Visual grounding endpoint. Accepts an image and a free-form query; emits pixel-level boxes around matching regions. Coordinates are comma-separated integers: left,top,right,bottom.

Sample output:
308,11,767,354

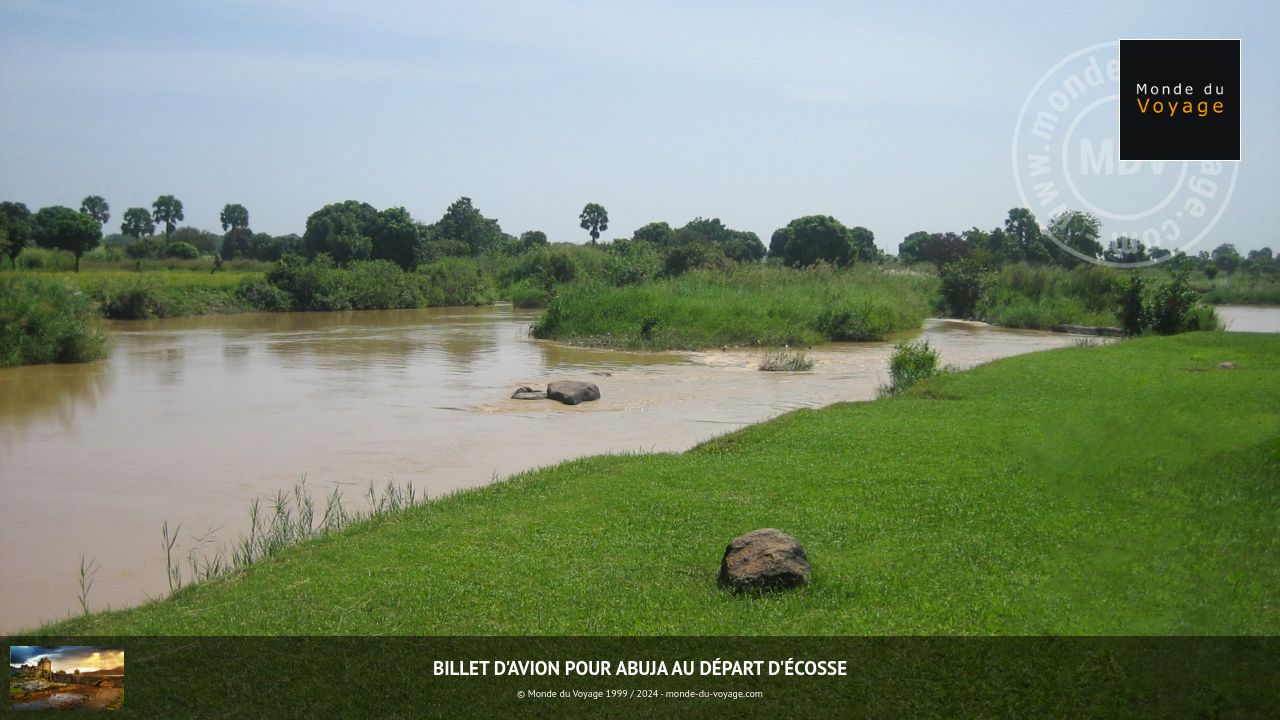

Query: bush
1148,264,1213,335
419,257,495,306
235,277,292,312
939,260,991,319
509,278,551,308
886,340,940,395
814,301,897,341
1119,272,1145,336
94,275,163,319
165,240,200,259
0,275,107,366
345,260,427,310
16,247,76,271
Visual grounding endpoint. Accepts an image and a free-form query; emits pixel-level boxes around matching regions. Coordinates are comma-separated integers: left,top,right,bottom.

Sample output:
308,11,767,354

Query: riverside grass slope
38,332,1279,636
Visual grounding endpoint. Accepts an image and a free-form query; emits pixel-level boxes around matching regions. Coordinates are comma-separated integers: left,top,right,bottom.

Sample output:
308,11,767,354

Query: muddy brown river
0,305,1179,632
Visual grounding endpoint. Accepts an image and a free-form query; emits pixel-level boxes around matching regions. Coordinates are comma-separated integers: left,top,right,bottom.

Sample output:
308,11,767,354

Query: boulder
511,386,547,400
718,528,810,592
546,380,601,405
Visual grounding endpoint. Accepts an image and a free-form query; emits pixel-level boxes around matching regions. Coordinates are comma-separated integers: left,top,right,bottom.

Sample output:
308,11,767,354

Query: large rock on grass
546,380,601,405
718,528,810,592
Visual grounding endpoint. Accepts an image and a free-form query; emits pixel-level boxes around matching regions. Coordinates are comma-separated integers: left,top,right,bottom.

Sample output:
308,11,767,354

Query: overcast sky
2,0,1276,252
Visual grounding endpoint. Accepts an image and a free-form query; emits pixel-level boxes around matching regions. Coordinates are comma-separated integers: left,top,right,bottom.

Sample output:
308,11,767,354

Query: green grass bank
39,331,1279,635
533,264,937,349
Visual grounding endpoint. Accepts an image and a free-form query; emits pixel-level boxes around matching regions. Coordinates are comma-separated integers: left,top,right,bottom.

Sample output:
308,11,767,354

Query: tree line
3,193,1273,278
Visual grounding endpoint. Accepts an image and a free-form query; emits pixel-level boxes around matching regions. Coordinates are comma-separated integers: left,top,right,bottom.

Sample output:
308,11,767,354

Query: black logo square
1120,39,1240,161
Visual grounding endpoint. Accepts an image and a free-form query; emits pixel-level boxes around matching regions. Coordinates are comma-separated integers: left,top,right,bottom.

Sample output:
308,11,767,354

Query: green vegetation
0,275,106,366
884,339,940,395
533,264,936,349
38,332,1279,635
758,349,813,372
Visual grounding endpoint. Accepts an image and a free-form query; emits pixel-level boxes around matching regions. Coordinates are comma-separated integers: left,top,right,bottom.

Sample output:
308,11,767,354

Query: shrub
94,276,163,319
1148,264,1204,335
939,260,991,319
345,260,426,310
886,340,940,395
0,275,107,366
1119,272,1145,336
814,301,897,341
419,257,495,306
235,277,292,312
509,278,551,308
165,240,200,259
16,247,76,271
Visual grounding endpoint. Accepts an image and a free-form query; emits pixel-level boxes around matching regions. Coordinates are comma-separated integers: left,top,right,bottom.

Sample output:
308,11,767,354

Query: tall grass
533,263,936,349
977,263,1123,329
162,478,426,594
0,275,107,366
759,349,814,371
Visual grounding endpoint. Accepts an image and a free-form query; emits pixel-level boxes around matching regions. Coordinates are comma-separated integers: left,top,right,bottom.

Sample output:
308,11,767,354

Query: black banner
6,636,1278,718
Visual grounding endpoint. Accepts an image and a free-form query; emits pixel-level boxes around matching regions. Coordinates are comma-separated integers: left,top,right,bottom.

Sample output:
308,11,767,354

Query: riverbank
35,331,1278,635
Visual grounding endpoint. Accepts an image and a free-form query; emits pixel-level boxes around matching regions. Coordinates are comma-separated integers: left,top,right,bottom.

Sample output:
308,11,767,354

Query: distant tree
632,221,675,248
663,227,729,276
579,203,609,245
0,201,33,269
79,196,110,227
1247,247,1273,264
518,230,548,253
1103,236,1148,263
433,197,504,256
849,226,878,263
370,206,424,270
152,195,184,240
898,230,969,267
172,226,222,255
1002,208,1050,264
304,200,378,264
681,217,765,262
121,207,155,239
1211,243,1242,275
220,203,252,260
1046,211,1103,265
770,215,859,267
34,205,101,272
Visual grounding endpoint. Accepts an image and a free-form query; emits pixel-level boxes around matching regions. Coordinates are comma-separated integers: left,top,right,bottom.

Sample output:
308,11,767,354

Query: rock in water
718,528,810,592
546,380,601,405
511,386,547,400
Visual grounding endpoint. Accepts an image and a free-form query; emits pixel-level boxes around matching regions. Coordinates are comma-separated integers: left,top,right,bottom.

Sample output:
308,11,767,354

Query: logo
1012,41,1238,268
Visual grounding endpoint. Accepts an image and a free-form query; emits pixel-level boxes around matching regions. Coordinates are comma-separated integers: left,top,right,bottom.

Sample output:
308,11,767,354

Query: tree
898,230,969,267
152,195,184,240
1211,243,1242,275
220,203,252,260
370,206,424,270
303,200,377,264
681,217,766,262
432,197,504,256
0,201,33,269
632,221,674,248
770,215,859,267
34,205,101,272
1002,208,1050,264
579,203,609,245
121,208,155,239
80,196,110,227
849,226,878,263
518,230,548,253
1046,211,1102,265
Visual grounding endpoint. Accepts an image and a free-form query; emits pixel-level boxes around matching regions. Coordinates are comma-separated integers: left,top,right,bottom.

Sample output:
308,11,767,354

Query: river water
3,304,1270,632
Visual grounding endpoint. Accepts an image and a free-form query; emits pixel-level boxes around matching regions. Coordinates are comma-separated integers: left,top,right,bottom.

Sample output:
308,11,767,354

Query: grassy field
533,264,937,349
38,331,1278,635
